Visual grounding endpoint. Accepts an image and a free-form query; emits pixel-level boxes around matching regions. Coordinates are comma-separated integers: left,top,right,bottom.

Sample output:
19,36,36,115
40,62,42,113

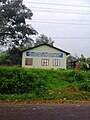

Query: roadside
0,99,90,104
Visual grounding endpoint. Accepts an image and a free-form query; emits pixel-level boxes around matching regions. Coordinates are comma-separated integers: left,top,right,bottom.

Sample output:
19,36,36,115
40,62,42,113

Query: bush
79,82,90,92
0,66,48,96
0,66,90,97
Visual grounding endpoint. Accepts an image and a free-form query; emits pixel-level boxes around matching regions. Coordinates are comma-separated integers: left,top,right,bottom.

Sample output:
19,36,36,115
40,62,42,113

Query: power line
31,9,90,15
24,1,90,8
31,36,90,39
32,19,90,21
71,47,90,52
51,37,90,39
31,7,90,13
30,20,90,25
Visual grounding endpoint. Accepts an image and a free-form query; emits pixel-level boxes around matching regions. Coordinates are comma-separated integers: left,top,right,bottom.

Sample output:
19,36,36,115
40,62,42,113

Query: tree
66,55,78,69
0,51,7,65
79,54,87,70
86,57,90,69
0,47,22,65
6,47,22,65
35,34,54,46
0,0,37,48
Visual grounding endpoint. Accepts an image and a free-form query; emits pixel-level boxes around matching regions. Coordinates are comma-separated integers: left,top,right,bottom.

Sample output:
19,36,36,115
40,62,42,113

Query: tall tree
0,0,37,48
35,34,54,46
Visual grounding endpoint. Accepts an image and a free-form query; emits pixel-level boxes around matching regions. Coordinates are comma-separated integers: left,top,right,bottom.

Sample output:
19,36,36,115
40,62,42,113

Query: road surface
0,103,90,120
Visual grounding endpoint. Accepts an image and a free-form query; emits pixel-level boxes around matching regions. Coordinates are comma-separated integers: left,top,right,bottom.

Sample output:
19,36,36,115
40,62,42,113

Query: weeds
0,66,90,101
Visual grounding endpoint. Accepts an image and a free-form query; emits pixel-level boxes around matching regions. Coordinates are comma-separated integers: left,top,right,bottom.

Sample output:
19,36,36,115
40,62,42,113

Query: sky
23,0,90,58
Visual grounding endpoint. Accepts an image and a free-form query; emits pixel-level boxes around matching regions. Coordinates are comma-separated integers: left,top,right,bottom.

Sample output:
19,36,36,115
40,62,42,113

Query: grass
0,92,90,103
0,66,90,102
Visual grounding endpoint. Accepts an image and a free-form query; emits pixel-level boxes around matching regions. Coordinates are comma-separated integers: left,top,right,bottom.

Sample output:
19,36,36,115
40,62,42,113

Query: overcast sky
23,0,90,58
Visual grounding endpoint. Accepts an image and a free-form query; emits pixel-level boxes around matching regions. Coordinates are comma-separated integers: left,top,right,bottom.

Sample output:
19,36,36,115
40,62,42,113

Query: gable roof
22,43,70,55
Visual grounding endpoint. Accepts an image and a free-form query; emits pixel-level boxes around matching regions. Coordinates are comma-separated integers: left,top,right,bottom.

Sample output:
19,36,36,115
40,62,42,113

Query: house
22,44,70,69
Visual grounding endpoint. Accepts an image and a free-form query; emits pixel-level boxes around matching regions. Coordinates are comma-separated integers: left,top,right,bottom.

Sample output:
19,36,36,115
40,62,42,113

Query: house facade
22,44,70,69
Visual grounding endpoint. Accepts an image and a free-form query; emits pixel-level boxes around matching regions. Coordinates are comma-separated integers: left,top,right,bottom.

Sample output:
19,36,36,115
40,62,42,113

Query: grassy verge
0,66,90,103
0,92,90,103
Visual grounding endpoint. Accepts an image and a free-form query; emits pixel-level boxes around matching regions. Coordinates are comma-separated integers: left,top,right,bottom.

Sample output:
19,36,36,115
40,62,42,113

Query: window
25,58,33,66
53,59,60,66
41,59,49,66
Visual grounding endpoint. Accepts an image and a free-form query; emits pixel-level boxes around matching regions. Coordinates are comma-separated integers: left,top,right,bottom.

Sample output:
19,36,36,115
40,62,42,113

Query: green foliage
79,80,90,92
0,0,37,48
66,55,77,69
35,34,54,46
0,66,90,100
0,51,7,65
58,70,87,83
6,47,22,65
0,67,48,96
79,54,87,70
67,54,90,70
0,47,22,65
86,58,90,69
0,92,90,101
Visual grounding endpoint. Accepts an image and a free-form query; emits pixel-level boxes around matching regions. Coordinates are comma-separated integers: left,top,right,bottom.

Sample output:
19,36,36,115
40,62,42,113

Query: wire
31,9,90,15
31,7,90,13
52,37,90,39
31,36,90,39
51,37,90,39
24,1,90,8
32,19,90,21
29,20,90,25
71,47,90,52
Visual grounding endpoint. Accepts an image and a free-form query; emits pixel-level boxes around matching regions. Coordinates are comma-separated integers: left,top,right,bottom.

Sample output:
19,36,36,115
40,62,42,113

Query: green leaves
0,0,37,48
0,67,48,95
0,66,90,97
35,34,54,46
0,47,22,65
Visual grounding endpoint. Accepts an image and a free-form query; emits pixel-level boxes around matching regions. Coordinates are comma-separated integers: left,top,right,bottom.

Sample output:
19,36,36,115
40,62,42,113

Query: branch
0,32,11,37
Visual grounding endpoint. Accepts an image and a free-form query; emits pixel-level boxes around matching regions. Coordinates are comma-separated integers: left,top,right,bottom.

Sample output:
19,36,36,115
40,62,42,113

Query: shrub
0,66,90,96
0,67,48,96
79,82,90,92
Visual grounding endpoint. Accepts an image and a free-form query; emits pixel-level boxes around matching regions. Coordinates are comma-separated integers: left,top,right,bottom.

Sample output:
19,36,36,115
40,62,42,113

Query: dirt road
0,103,90,120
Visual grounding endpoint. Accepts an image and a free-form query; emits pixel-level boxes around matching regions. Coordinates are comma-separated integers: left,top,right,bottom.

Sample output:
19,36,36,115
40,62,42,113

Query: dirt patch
0,100,90,104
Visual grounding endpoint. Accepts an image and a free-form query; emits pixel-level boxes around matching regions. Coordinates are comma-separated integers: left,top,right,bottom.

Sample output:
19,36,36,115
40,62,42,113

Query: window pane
53,59,60,66
25,58,33,65
41,59,49,66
